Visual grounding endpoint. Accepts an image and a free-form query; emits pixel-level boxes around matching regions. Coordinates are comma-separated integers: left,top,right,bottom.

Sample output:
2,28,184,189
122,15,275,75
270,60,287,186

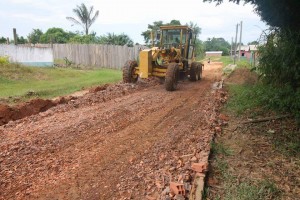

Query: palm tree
66,3,99,35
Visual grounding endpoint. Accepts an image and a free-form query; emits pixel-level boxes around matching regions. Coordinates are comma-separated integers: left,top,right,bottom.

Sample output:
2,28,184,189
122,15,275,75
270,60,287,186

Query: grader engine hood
138,47,181,78
139,49,152,78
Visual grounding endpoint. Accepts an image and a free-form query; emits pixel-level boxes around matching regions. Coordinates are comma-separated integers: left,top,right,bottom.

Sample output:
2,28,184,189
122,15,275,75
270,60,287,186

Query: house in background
205,51,223,57
239,45,258,60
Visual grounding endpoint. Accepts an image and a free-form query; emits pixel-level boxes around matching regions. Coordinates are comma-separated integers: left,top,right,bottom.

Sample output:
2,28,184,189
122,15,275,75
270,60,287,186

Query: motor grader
123,25,203,91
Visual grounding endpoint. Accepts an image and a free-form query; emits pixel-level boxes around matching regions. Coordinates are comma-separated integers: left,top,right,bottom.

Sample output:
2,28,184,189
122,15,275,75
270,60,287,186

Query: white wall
0,45,53,66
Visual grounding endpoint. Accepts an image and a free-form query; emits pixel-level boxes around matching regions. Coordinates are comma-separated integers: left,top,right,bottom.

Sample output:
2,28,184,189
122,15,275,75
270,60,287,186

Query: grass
211,141,234,156
0,63,122,102
208,140,282,200
208,56,251,69
223,180,281,200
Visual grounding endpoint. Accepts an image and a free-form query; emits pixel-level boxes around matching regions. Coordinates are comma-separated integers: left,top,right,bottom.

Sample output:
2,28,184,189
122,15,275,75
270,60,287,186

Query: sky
0,0,268,44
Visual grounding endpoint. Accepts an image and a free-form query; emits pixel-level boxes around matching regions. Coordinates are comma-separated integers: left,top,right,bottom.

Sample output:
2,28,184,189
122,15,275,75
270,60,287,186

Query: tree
68,34,99,44
17,36,27,44
40,28,73,43
204,37,231,56
99,33,134,47
248,41,259,45
66,3,99,35
141,21,164,45
187,21,201,36
168,20,181,26
0,37,6,44
27,29,43,44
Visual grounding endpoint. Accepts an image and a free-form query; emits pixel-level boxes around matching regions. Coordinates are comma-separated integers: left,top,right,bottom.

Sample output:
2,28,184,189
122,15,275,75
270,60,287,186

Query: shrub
0,56,9,64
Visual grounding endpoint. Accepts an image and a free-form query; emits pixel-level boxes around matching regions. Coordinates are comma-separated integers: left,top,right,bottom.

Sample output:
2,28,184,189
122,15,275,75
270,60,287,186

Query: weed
225,83,300,121
0,56,9,64
211,141,234,156
224,180,281,200
269,130,300,157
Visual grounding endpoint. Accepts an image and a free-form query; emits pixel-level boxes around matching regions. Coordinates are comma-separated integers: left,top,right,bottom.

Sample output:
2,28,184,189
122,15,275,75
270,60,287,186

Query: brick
170,182,185,196
191,162,208,173
219,113,229,121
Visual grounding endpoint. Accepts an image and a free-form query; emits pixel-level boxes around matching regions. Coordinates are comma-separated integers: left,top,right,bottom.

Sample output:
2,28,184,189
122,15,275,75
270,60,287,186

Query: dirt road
0,63,223,200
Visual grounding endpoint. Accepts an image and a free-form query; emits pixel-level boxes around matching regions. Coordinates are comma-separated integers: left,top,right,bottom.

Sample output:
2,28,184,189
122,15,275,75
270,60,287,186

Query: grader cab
123,25,203,91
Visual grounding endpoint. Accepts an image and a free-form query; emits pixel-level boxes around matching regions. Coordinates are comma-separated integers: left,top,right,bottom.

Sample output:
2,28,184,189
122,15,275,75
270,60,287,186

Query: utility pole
230,37,233,60
238,21,243,61
234,23,239,64
13,28,17,45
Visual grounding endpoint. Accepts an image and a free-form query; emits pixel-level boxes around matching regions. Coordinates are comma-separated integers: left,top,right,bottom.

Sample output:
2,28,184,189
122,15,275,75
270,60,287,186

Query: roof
160,25,190,31
240,45,249,51
205,51,223,54
249,45,258,51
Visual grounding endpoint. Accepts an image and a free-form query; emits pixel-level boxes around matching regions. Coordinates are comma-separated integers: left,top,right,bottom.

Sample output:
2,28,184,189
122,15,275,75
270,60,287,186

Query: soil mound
226,68,258,85
0,99,57,126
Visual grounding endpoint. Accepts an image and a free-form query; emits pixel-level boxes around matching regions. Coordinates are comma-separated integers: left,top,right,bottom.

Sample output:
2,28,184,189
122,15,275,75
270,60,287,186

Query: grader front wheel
165,63,179,91
123,60,138,83
189,62,197,81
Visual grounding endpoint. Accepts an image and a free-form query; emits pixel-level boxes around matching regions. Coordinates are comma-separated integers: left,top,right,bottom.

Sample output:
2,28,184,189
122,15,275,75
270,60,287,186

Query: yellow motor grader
123,25,203,91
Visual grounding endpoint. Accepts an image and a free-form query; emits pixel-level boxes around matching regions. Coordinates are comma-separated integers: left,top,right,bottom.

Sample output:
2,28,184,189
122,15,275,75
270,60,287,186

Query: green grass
0,63,122,102
208,56,251,69
211,141,234,156
223,180,281,200
225,82,300,156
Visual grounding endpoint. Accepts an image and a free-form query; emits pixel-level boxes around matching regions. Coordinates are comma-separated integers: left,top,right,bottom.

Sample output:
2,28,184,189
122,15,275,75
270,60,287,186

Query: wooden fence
52,44,143,69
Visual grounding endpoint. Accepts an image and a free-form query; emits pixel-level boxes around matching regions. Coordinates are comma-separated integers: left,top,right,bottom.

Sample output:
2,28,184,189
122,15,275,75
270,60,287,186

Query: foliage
66,3,99,35
17,36,27,44
0,36,7,44
40,28,73,43
258,28,300,90
141,21,164,45
248,41,259,45
204,37,231,55
99,33,134,47
169,20,181,26
226,83,300,121
68,34,99,44
186,21,201,36
27,29,43,44
0,56,9,64
195,39,205,59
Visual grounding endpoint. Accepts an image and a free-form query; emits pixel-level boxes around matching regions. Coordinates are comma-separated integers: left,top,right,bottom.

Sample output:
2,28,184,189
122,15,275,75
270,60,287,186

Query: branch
240,115,291,124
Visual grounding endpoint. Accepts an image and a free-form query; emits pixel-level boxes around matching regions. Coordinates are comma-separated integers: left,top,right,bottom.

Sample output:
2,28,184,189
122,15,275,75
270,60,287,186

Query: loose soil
0,63,223,200
226,68,258,85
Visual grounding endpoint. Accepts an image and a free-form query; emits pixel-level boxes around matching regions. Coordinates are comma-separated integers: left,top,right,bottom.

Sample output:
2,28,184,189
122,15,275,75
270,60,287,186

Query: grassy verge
0,63,122,102
205,63,300,199
206,141,282,200
207,56,251,69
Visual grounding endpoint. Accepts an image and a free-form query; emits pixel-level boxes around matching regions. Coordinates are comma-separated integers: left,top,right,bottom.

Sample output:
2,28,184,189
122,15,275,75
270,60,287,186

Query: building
205,51,223,57
238,45,258,60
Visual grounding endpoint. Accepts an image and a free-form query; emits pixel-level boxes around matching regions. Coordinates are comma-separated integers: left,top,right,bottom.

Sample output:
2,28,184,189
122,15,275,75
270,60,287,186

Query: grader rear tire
123,60,138,83
198,64,203,80
165,63,179,91
189,62,197,81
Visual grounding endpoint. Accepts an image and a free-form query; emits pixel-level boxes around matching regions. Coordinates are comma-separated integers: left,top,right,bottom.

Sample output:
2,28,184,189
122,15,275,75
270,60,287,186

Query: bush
227,83,300,122
0,56,9,64
258,28,300,90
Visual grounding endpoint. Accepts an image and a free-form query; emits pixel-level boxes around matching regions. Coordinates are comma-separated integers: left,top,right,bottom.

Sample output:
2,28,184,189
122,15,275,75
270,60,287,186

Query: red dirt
0,99,56,126
0,62,224,200
226,68,258,85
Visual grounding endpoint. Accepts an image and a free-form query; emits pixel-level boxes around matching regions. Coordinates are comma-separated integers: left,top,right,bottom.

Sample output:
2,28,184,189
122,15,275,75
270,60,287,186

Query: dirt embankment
226,67,259,85
0,62,224,200
0,99,56,126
